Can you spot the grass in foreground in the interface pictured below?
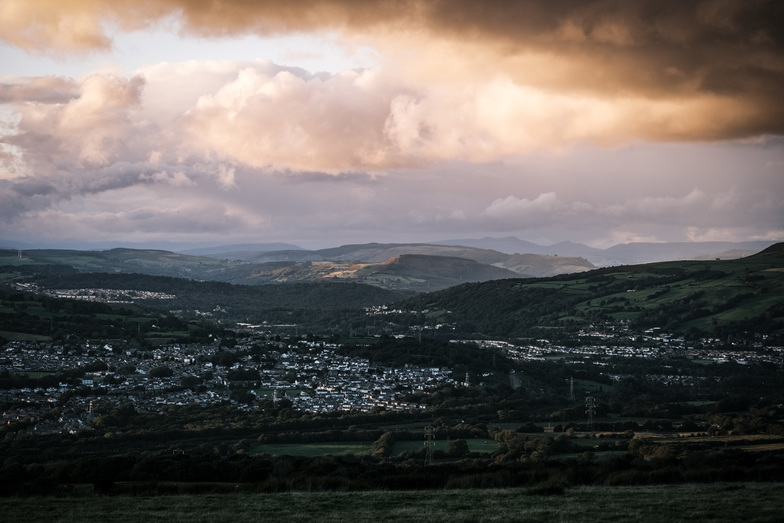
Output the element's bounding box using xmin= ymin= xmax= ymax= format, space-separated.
xmin=2 ymin=483 xmax=782 ymax=523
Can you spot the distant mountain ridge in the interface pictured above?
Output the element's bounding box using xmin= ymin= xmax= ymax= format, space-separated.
xmin=1 ymin=238 xmax=776 ymax=294
xmin=0 ymin=243 xmax=594 ymax=293
xmin=179 ymin=243 xmax=304 ymax=257
xmin=3 ymin=237 xmax=775 ymax=267
xmin=185 ymin=237 xmax=775 ymax=267
xmin=432 ymin=237 xmax=775 ymax=266
xmin=3 ymin=242 xmax=781 ymax=337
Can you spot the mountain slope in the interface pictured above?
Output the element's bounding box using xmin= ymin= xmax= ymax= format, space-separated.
xmin=390 ymin=243 xmax=784 ymax=339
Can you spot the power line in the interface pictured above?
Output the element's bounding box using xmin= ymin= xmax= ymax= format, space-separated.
xmin=585 ymin=396 xmax=596 ymax=433
xmin=424 ymin=425 xmax=435 ymax=465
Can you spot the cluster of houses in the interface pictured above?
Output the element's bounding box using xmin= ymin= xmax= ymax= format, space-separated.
xmin=13 ymin=282 xmax=175 ymax=303
xmin=459 ymin=325 xmax=783 ymax=392
xmin=2 ymin=314 xmax=781 ymax=436
xmin=462 ymin=333 xmax=782 ymax=367
xmin=1 ymin=335 xmax=455 ymax=436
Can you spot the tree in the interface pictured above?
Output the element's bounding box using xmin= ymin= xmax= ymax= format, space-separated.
xmin=180 ymin=375 xmax=200 ymax=390
xmin=84 ymin=359 xmax=108 ymax=372
xmin=446 ymin=439 xmax=470 ymax=458
xmin=149 ymin=366 xmax=174 ymax=378
xmin=371 ymin=432 xmax=395 ymax=458
xmin=117 ymin=364 xmax=136 ymax=376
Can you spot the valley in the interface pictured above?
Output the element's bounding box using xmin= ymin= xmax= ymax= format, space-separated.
xmin=0 ymin=240 xmax=782 ymax=510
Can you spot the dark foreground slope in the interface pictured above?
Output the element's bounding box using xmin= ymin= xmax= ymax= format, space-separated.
xmin=393 ymin=243 xmax=784 ymax=339
xmin=1 ymin=484 xmax=782 ymax=522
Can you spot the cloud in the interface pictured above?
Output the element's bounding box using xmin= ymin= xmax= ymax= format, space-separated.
xmin=2 ymin=74 xmax=147 ymax=172
xmin=0 ymin=0 xmax=114 ymax=53
xmin=1 ymin=1 xmax=782 ymax=143
xmin=479 ymin=187 xmax=783 ymax=238
xmin=601 ymin=189 xmax=712 ymax=221
xmin=1 ymin=2 xmax=783 ymax=247
xmin=484 ymin=192 xmax=566 ymax=219
xmin=183 ymin=67 xmax=406 ymax=172
xmin=0 ymin=76 xmax=79 ymax=103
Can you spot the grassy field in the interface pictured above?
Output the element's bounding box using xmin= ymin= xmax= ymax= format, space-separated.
xmin=391 ymin=438 xmax=499 ymax=454
xmin=253 ymin=438 xmax=500 ymax=457
xmin=1 ymin=483 xmax=781 ymax=522
xmin=0 ymin=330 xmax=51 ymax=341
xmin=253 ymin=441 xmax=373 ymax=457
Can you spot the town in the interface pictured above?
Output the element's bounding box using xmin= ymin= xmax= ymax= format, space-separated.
xmin=1 ymin=333 xmax=451 ymax=435
xmin=3 ymin=320 xmax=782 ymax=437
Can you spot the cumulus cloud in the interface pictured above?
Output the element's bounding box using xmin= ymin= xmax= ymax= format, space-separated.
xmin=484 ymin=192 xmax=566 ymax=219
xmin=2 ymin=74 xmax=146 ymax=172
xmin=0 ymin=76 xmax=79 ymax=103
xmin=183 ymin=67 xmax=405 ymax=172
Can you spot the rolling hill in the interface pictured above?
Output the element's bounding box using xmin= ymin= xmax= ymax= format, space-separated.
xmin=0 ymin=243 xmax=594 ymax=293
xmin=390 ymin=243 xmax=784 ymax=339
xmin=1 ymin=244 xmax=782 ymax=341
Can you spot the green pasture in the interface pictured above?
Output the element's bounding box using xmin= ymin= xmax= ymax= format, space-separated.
xmin=252 ymin=438 xmax=500 ymax=458
xmin=572 ymin=378 xmax=615 ymax=393
xmin=253 ymin=441 xmax=372 ymax=457
xmin=392 ymin=438 xmax=499 ymax=455
xmin=655 ymin=434 xmax=783 ymax=446
xmin=0 ymin=330 xmax=51 ymax=341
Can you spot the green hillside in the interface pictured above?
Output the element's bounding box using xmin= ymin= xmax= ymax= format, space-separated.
xmin=3 ymin=244 xmax=782 ymax=340
xmin=28 ymin=272 xmax=403 ymax=311
xmin=0 ymin=286 xmax=217 ymax=344
xmin=354 ymin=254 xmax=519 ymax=291
xmin=395 ymin=243 xmax=784 ymax=339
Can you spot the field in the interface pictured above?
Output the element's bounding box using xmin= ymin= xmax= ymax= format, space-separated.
xmin=252 ymin=438 xmax=500 ymax=457
xmin=253 ymin=441 xmax=373 ymax=457
xmin=0 ymin=330 xmax=51 ymax=341
xmin=1 ymin=483 xmax=782 ymax=522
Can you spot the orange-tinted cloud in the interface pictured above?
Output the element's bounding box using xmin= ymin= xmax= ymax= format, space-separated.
xmin=2 ymin=0 xmax=782 ymax=144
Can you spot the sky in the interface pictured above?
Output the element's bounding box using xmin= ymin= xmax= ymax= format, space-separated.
xmin=0 ymin=0 xmax=783 ymax=250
